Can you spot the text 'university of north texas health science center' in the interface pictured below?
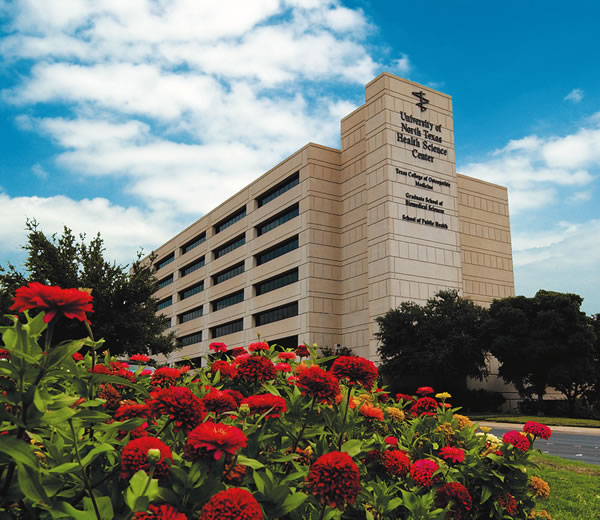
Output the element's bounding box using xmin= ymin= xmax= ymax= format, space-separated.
xmin=148 ymin=73 xmax=515 ymax=366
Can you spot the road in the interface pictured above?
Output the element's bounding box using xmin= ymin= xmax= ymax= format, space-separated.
xmin=479 ymin=422 xmax=600 ymax=466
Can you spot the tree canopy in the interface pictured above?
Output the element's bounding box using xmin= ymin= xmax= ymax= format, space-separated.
xmin=0 ymin=220 xmax=175 ymax=357
xmin=488 ymin=290 xmax=597 ymax=411
xmin=375 ymin=289 xmax=490 ymax=392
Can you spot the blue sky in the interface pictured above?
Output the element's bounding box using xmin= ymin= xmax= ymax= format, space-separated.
xmin=1 ymin=0 xmax=599 ymax=314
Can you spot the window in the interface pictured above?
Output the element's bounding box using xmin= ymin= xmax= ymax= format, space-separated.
xmin=212 ymin=290 xmax=244 ymax=312
xmin=269 ymin=335 xmax=298 ymax=350
xmin=214 ymin=207 xmax=246 ymax=234
xmin=256 ymin=171 xmax=299 ymax=207
xmin=180 ymin=256 xmax=205 ymax=277
xmin=211 ymin=318 xmax=243 ymax=338
xmin=254 ymin=302 xmax=298 ymax=326
xmin=255 ymin=268 xmax=298 ymax=296
xmin=155 ymin=252 xmax=174 ymax=271
xmin=213 ymin=234 xmax=245 ymax=259
xmin=158 ymin=274 xmax=173 ymax=289
xmin=157 ymin=296 xmax=172 ymax=310
xmin=255 ymin=235 xmax=298 ymax=266
xmin=181 ymin=232 xmax=206 ymax=255
xmin=213 ymin=262 xmax=245 ymax=285
xmin=177 ymin=331 xmax=203 ymax=347
xmin=179 ymin=281 xmax=204 ymax=300
xmin=178 ymin=306 xmax=203 ymax=324
xmin=256 ymin=203 xmax=299 ymax=236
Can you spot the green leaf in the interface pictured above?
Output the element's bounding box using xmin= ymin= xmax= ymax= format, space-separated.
xmin=0 ymin=436 xmax=39 ymax=469
xmin=46 ymin=339 xmax=85 ymax=368
xmin=480 ymin=485 xmax=492 ymax=504
xmin=16 ymin=463 xmax=48 ymax=503
xmin=237 ymin=454 xmax=265 ymax=469
xmin=40 ymin=406 xmax=76 ymax=425
xmin=279 ymin=491 xmax=307 ymax=515
xmin=253 ymin=470 xmax=266 ymax=494
xmin=79 ymin=443 xmax=115 ymax=468
xmin=47 ymin=462 xmax=80 ymax=474
xmin=341 ymin=439 xmax=363 ymax=457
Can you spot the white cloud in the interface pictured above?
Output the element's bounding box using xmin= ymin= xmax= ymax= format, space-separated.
xmin=564 ymin=88 xmax=584 ymax=103
xmin=31 ymin=163 xmax=48 ymax=180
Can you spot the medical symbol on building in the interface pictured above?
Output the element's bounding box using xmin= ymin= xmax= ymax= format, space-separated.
xmin=412 ymin=91 xmax=429 ymax=112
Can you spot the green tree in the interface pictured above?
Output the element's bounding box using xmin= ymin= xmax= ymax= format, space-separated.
xmin=488 ymin=290 xmax=597 ymax=415
xmin=0 ymin=220 xmax=175 ymax=356
xmin=375 ymin=289 xmax=490 ymax=393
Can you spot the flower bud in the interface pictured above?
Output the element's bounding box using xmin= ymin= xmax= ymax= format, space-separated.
xmin=147 ymin=448 xmax=161 ymax=463
xmin=239 ymin=403 xmax=250 ymax=415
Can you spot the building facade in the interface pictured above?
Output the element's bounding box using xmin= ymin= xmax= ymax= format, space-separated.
xmin=150 ymin=73 xmax=515 ymax=366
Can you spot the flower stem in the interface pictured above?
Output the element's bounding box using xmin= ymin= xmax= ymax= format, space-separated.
xmin=69 ymin=419 xmax=101 ymax=520
xmin=318 ymin=502 xmax=327 ymax=520
xmin=292 ymin=395 xmax=316 ymax=454
xmin=221 ymin=453 xmax=239 ymax=482
xmin=337 ymin=386 xmax=353 ymax=450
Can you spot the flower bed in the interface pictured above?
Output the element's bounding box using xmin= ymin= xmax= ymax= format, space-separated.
xmin=0 ymin=284 xmax=553 ymax=519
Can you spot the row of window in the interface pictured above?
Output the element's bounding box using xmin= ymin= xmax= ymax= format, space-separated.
xmin=154 ymin=171 xmax=300 ymax=272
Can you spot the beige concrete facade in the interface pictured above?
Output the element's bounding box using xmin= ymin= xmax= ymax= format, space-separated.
xmin=149 ymin=73 xmax=515 ymax=366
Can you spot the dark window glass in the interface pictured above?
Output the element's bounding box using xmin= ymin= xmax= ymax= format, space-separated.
xmin=212 ymin=290 xmax=244 ymax=312
xmin=269 ymin=335 xmax=298 ymax=350
xmin=255 ymin=268 xmax=298 ymax=296
xmin=211 ymin=318 xmax=244 ymax=338
xmin=176 ymin=356 xmax=202 ymax=368
xmin=179 ymin=281 xmax=204 ymax=300
xmin=255 ymin=236 xmax=298 ymax=266
xmin=155 ymin=252 xmax=175 ymax=271
xmin=257 ymin=172 xmax=299 ymax=207
xmin=177 ymin=331 xmax=203 ymax=347
xmin=213 ymin=234 xmax=245 ymax=259
xmin=256 ymin=203 xmax=299 ymax=236
xmin=213 ymin=262 xmax=245 ymax=285
xmin=214 ymin=207 xmax=246 ymax=234
xmin=158 ymin=274 xmax=173 ymax=289
xmin=178 ymin=306 xmax=203 ymax=324
xmin=157 ymin=296 xmax=172 ymax=310
xmin=180 ymin=256 xmax=205 ymax=277
xmin=181 ymin=232 xmax=206 ymax=254
xmin=254 ymin=302 xmax=298 ymax=326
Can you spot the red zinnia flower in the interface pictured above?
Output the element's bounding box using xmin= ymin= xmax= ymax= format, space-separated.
xmin=115 ymin=402 xmax=150 ymax=421
xmin=148 ymin=386 xmax=205 ymax=433
xmin=120 ymin=436 xmax=172 ymax=481
xmin=130 ymin=353 xmax=151 ymax=363
xmin=185 ymin=422 xmax=247 ymax=462
xmin=503 ymin=430 xmax=530 ymax=452
xmin=98 ymin=384 xmax=121 ymax=410
xmin=133 ymin=504 xmax=187 ymax=520
xmin=416 ymin=386 xmax=434 ymax=395
xmin=274 ymin=362 xmax=292 ymax=372
xmin=90 ymin=364 xmax=112 ymax=375
xmin=248 ymin=341 xmax=269 ymax=352
xmin=359 ymin=403 xmax=384 ymax=421
xmin=410 ymin=459 xmax=439 ymax=488
xmin=496 ymin=493 xmax=518 ymax=515
xmin=439 ymin=446 xmax=465 ymax=464
xmin=296 ymin=365 xmax=340 ymax=404
xmin=211 ymin=360 xmax=236 ymax=379
xmin=331 ymin=356 xmax=378 ymax=390
xmin=141 ymin=368 xmax=153 ymax=376
xmin=10 ymin=282 xmax=94 ymax=324
xmin=523 ymin=421 xmax=552 ymax=440
xmin=72 ymin=352 xmax=84 ymax=361
xmin=375 ymin=389 xmax=389 ymax=402
xmin=435 ymin=482 xmax=473 ymax=520
xmin=199 ymin=488 xmax=263 ymax=520
xmin=150 ymin=367 xmax=182 ymax=388
xmin=410 ymin=397 xmax=438 ymax=416
xmin=395 ymin=393 xmax=415 ymax=404
xmin=295 ymin=344 xmax=310 ymax=358
xmin=223 ymin=389 xmax=244 ymax=406
xmin=209 ymin=342 xmax=228 ymax=353
xmin=0 ymin=348 xmax=9 ymax=360
xmin=277 ymin=352 xmax=296 ymax=360
xmin=384 ymin=436 xmax=398 ymax=447
xmin=231 ymin=347 xmax=247 ymax=357
xmin=241 ymin=394 xmax=287 ymax=419
xmin=234 ymin=355 xmax=276 ymax=382
xmin=202 ymin=389 xmax=238 ymax=415
xmin=305 ymin=451 xmax=361 ymax=510
xmin=381 ymin=449 xmax=410 ymax=478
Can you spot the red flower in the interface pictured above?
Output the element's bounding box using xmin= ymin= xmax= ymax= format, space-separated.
xmin=359 ymin=403 xmax=384 ymax=421
xmin=248 ymin=341 xmax=269 ymax=352
xmin=305 ymin=451 xmax=361 ymax=510
xmin=209 ymin=342 xmax=228 ymax=353
xmin=503 ymin=430 xmax=530 ymax=452
xmin=202 ymin=389 xmax=238 ymax=415
xmin=90 ymin=364 xmax=112 ymax=375
xmin=141 ymin=368 xmax=153 ymax=376
xmin=223 ymin=389 xmax=244 ymax=406
xmin=72 ymin=352 xmax=84 ymax=361
xmin=523 ymin=421 xmax=552 ymax=440
xmin=410 ymin=397 xmax=438 ymax=416
xmin=409 ymin=459 xmax=439 ymax=488
xmin=375 ymin=389 xmax=389 ymax=402
xmin=231 ymin=347 xmax=247 ymax=357
xmin=185 ymin=422 xmax=247 ymax=462
xmin=130 ymin=353 xmax=151 ymax=363
xmin=211 ymin=360 xmax=236 ymax=379
xmin=148 ymin=387 xmax=205 ymax=433
xmin=416 ymin=386 xmax=434 ymax=395
xmin=381 ymin=449 xmax=410 ymax=478
xmin=115 ymin=402 xmax=149 ymax=421
xmin=435 ymin=482 xmax=473 ymax=520
xmin=234 ymin=355 xmax=276 ymax=382
xmin=277 ymin=352 xmax=296 ymax=360
xmin=113 ymin=368 xmax=136 ymax=385
xmin=199 ymin=488 xmax=263 ymax=520
xmin=295 ymin=344 xmax=310 ymax=358
xmin=120 ymin=436 xmax=172 ymax=481
xmin=10 ymin=282 xmax=93 ymax=324
xmin=0 ymin=348 xmax=9 ymax=360
xmin=150 ymin=367 xmax=182 ymax=388
xmin=395 ymin=393 xmax=415 ymax=404
xmin=439 ymin=446 xmax=465 ymax=464
xmin=133 ymin=504 xmax=187 ymax=520
xmin=274 ymin=362 xmax=291 ymax=372
xmin=241 ymin=394 xmax=287 ymax=418
xmin=331 ymin=356 xmax=378 ymax=390
xmin=384 ymin=436 xmax=398 ymax=447
xmin=98 ymin=384 xmax=121 ymax=410
xmin=496 ymin=493 xmax=518 ymax=515
xmin=296 ymin=365 xmax=340 ymax=404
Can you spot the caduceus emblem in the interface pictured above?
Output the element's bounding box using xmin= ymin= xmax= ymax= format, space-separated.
xmin=412 ymin=91 xmax=429 ymax=112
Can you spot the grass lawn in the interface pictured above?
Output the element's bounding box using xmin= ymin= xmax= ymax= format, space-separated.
xmin=469 ymin=414 xmax=600 ymax=428
xmin=530 ymin=453 xmax=600 ymax=520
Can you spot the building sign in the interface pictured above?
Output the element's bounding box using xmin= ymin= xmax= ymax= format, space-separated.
xmin=396 ymin=112 xmax=447 ymax=163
